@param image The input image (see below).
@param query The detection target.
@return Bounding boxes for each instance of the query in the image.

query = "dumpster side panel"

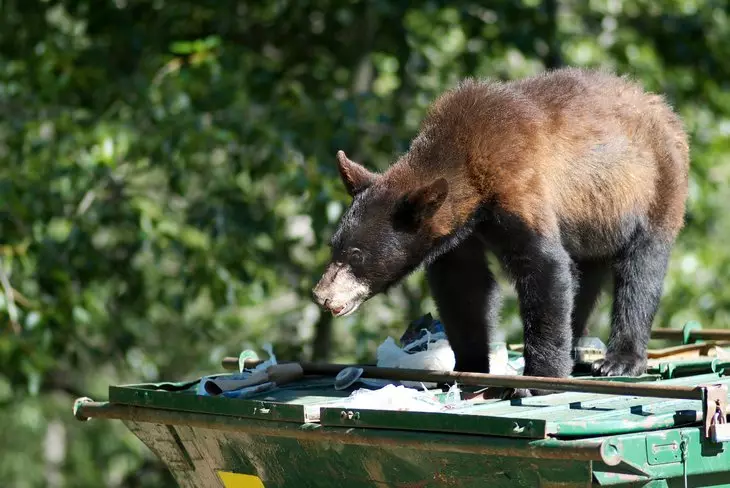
[124,419,594,487]
[183,427,591,488]
[123,420,216,488]
[204,426,594,487]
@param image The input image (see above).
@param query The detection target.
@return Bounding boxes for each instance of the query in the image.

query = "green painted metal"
[645,431,682,465]
[649,358,730,379]
[683,321,703,345]
[75,349,730,487]
[109,378,352,423]
[650,321,730,345]
[591,427,730,486]
[319,406,548,438]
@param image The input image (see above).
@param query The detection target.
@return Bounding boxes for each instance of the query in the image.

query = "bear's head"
[312,150,448,317]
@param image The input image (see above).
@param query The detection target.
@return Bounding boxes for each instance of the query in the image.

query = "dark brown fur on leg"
[426,235,500,374]
[592,232,672,376]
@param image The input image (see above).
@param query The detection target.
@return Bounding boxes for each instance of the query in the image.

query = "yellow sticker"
[217,471,265,488]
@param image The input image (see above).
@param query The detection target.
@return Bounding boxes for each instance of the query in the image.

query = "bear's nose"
[320,298,343,315]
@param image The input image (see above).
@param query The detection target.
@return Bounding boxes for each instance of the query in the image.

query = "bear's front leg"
[503,238,575,398]
[426,234,500,374]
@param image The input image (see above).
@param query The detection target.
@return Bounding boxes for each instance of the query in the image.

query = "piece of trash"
[339,381,465,413]
[381,312,525,385]
[201,370,269,395]
[196,372,247,396]
[249,343,277,372]
[573,337,607,365]
[507,355,525,375]
[376,335,455,388]
[335,367,363,390]
[399,313,445,349]
[439,382,463,410]
[342,384,446,412]
[334,366,396,391]
[238,349,260,373]
[198,344,288,397]
[489,342,509,375]
[219,382,276,399]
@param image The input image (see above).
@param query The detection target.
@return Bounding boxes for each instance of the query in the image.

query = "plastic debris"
[218,382,276,399]
[237,349,260,373]
[334,367,364,390]
[341,383,464,413]
[251,343,278,371]
[198,344,280,398]
[376,335,455,388]
[573,337,608,365]
[489,342,509,375]
[508,355,525,375]
[379,313,526,385]
[334,367,391,390]
[399,313,446,348]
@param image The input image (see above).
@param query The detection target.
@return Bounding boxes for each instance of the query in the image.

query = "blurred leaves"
[0,0,729,486]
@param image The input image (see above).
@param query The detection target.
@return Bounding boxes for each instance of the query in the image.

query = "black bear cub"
[312,67,690,397]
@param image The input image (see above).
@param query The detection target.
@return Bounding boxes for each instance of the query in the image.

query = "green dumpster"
[73,336,730,487]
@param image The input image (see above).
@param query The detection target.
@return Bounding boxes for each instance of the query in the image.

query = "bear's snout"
[312,263,370,318]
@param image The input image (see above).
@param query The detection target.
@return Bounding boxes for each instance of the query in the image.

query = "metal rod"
[647,341,730,359]
[652,328,730,341]
[218,359,707,400]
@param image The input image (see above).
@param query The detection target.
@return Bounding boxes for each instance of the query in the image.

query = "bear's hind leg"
[592,233,672,377]
[426,234,499,374]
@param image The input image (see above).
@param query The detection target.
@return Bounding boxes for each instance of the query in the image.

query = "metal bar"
[652,328,730,341]
[217,360,708,400]
[647,341,730,359]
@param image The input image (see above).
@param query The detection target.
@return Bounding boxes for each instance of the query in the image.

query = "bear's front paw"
[591,353,647,377]
[500,387,533,400]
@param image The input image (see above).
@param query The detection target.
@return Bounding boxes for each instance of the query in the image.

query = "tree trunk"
[311,312,333,361]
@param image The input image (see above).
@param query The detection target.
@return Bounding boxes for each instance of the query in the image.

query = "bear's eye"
[349,248,365,266]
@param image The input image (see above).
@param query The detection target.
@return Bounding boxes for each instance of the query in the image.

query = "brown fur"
[370,67,689,245]
[316,67,690,390]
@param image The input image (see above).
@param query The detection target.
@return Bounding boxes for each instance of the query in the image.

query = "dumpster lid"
[106,362,730,440]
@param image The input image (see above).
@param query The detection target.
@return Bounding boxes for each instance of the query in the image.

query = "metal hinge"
[702,384,729,443]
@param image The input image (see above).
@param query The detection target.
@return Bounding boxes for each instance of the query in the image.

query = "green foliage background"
[1,0,729,486]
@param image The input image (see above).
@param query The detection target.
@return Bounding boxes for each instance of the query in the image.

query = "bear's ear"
[394,178,449,231]
[336,150,377,197]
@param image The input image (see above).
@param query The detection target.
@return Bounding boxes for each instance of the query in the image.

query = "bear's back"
[408,68,689,250]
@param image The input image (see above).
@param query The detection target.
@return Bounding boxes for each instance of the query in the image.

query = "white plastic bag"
[341,382,464,413]
[376,335,456,387]
[344,384,442,412]
[377,336,456,370]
